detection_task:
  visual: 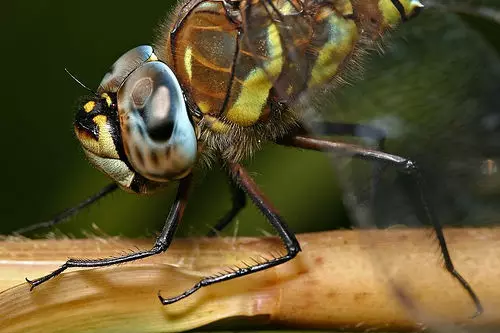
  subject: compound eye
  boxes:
[98,45,157,94]
[117,61,197,182]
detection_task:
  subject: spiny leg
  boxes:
[158,162,300,305]
[206,176,246,237]
[278,133,483,317]
[296,122,387,150]
[26,175,192,290]
[14,183,119,235]
[206,122,386,238]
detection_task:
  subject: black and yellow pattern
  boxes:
[155,0,422,162]
[74,46,197,194]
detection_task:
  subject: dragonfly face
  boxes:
[74,46,198,193]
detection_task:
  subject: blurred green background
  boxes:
[2,0,500,239]
[1,0,345,238]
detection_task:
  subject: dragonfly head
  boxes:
[74,46,198,193]
[380,0,424,27]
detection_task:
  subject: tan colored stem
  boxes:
[0,229,499,332]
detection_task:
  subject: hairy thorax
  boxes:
[154,0,397,164]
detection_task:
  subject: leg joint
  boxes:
[288,244,301,257]
[151,243,168,254]
[401,159,419,174]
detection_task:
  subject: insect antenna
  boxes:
[64,68,98,96]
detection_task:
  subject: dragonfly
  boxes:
[16,0,499,329]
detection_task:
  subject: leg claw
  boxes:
[25,277,35,291]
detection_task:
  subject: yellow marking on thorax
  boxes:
[379,0,423,27]
[84,101,96,113]
[334,0,353,15]
[378,0,401,26]
[226,23,283,126]
[204,115,230,133]
[279,0,298,15]
[309,12,358,88]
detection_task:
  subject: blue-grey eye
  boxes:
[98,45,157,94]
[117,61,197,182]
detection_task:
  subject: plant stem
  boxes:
[1,229,499,332]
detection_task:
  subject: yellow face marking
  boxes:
[76,114,120,159]
[101,93,112,107]
[84,101,96,113]
[226,23,283,126]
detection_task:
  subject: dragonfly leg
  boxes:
[278,134,483,317]
[14,183,119,235]
[158,162,300,305]
[293,122,387,150]
[25,175,192,291]
[206,176,246,237]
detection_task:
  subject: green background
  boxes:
[2,1,500,234]
[2,0,347,238]
[1,2,500,240]
[3,0,499,237]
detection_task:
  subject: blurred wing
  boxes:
[426,0,500,25]
[313,7,500,330]
[243,0,500,330]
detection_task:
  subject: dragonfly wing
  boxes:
[237,0,500,327]
[242,1,500,330]
[307,8,500,329]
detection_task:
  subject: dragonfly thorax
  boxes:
[151,0,423,164]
